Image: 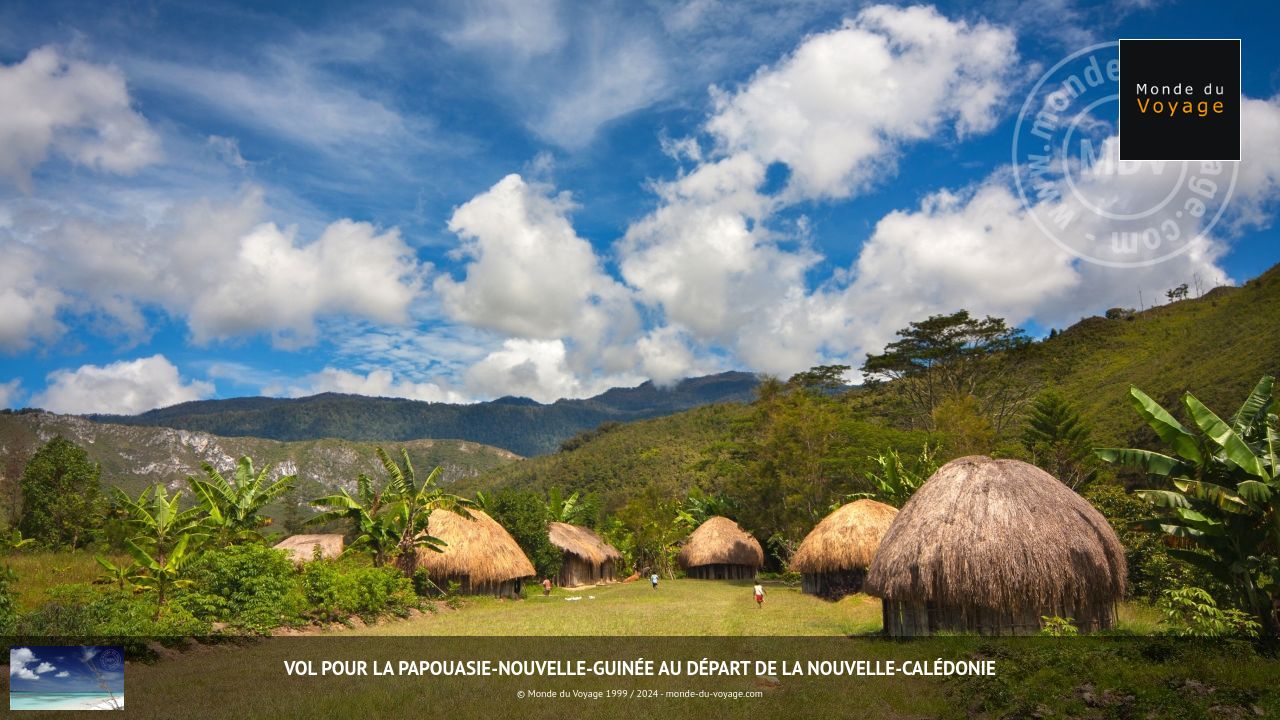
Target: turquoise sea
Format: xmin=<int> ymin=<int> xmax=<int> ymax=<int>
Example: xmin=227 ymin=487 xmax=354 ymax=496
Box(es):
xmin=10 ymin=692 xmax=124 ymax=710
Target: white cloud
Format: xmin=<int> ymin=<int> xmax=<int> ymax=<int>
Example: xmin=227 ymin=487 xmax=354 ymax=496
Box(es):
xmin=704 ymin=4 xmax=1018 ymax=200
xmin=10 ymin=648 xmax=55 ymax=681
xmin=444 ymin=0 xmax=568 ymax=58
xmin=55 ymin=671 xmax=69 ymax=678
xmin=270 ymin=367 xmax=468 ymax=404
xmin=0 ymin=379 xmax=21 ymax=408
xmin=1 ymin=188 xmax=427 ymax=350
xmin=0 ymin=46 xmax=161 ymax=190
xmin=463 ymin=338 xmax=638 ymax=403
xmin=33 ymin=355 xmax=214 ymax=415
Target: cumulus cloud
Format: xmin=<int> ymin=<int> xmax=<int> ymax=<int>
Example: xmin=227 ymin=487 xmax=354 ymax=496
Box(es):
xmin=0 ymin=379 xmax=21 ymax=408
xmin=270 ymin=367 xmax=468 ymax=404
xmin=33 ymin=355 xmax=214 ymax=415
xmin=55 ymin=671 xmax=69 ymax=678
xmin=1 ymin=187 xmax=426 ymax=350
xmin=0 ymin=46 xmax=161 ymax=190
xmin=463 ymin=338 xmax=639 ymax=403
xmin=10 ymin=648 xmax=55 ymax=681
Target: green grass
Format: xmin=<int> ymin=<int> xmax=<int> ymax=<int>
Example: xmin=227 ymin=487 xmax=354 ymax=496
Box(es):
xmin=5 ymin=550 xmax=128 ymax=611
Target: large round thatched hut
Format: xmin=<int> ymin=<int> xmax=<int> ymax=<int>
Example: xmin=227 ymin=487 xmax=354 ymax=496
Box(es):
xmin=416 ymin=509 xmax=535 ymax=598
xmin=678 ymin=516 xmax=764 ymax=580
xmin=865 ymin=456 xmax=1126 ymax=636
xmin=548 ymin=522 xmax=622 ymax=587
xmin=791 ymin=499 xmax=898 ymax=600
xmin=274 ymin=534 xmax=344 ymax=564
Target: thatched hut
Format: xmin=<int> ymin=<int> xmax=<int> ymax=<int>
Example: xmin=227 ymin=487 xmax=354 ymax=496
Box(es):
xmin=274 ymin=534 xmax=344 ymax=563
xmin=548 ymin=522 xmax=622 ymax=587
xmin=865 ymin=456 xmax=1126 ymax=636
xmin=416 ymin=509 xmax=535 ymax=598
xmin=791 ymin=499 xmax=898 ymax=599
xmin=678 ymin=516 xmax=764 ymax=580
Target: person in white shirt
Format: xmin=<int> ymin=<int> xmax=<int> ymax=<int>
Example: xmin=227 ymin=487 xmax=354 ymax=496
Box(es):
xmin=753 ymin=582 xmax=765 ymax=608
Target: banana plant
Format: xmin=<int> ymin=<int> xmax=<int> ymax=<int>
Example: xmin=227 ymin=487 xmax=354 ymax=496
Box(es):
xmin=1 ymin=528 xmax=35 ymax=554
xmin=127 ymin=534 xmax=198 ymax=619
xmin=189 ymin=457 xmax=296 ymax=544
xmin=1097 ymin=376 xmax=1279 ymax=636
xmin=309 ymin=472 xmax=401 ymax=567
xmin=376 ymin=448 xmax=473 ymax=576
xmin=112 ymin=485 xmax=207 ymax=617
xmin=93 ymin=556 xmax=138 ymax=592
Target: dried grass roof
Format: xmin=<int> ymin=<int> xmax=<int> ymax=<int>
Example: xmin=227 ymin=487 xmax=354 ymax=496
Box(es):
xmin=548 ymin=522 xmax=622 ymax=566
xmin=865 ymin=456 xmax=1126 ymax=611
xmin=273 ymin=534 xmax=344 ymax=563
xmin=677 ymin=516 xmax=764 ymax=569
xmin=415 ymin=508 xmax=535 ymax=583
xmin=791 ymin=499 xmax=898 ymax=574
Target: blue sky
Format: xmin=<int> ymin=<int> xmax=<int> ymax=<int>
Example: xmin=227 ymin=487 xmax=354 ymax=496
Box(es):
xmin=9 ymin=646 xmax=124 ymax=694
xmin=0 ymin=0 xmax=1278 ymax=413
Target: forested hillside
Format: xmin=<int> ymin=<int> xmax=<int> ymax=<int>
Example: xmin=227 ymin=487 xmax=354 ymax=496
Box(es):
xmin=87 ymin=372 xmax=759 ymax=456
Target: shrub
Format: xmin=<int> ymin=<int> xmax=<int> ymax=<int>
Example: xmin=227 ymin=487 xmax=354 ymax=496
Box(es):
xmin=0 ymin=568 xmax=15 ymax=634
xmin=180 ymin=544 xmax=304 ymax=634
xmin=1158 ymin=587 xmax=1262 ymax=639
xmin=1083 ymin=483 xmax=1206 ymax=601
xmin=302 ymin=560 xmax=415 ymax=621
xmin=1039 ymin=616 xmax=1079 ymax=637
xmin=13 ymin=584 xmax=210 ymax=640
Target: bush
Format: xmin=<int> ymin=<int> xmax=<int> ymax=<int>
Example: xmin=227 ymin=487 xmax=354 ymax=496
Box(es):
xmin=1083 ymin=483 xmax=1207 ymax=601
xmin=180 ymin=544 xmax=305 ymax=634
xmin=302 ymin=560 xmax=415 ymax=621
xmin=0 ymin=568 xmax=15 ymax=634
xmin=13 ymin=584 xmax=210 ymax=639
xmin=1039 ymin=616 xmax=1079 ymax=637
xmin=1158 ymin=587 xmax=1262 ymax=639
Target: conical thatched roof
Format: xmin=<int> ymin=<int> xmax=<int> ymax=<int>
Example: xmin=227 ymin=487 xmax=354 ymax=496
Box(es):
xmin=548 ymin=522 xmax=622 ymax=566
xmin=677 ymin=516 xmax=764 ymax=569
xmin=416 ymin=509 xmax=535 ymax=584
xmin=865 ymin=456 xmax=1126 ymax=612
xmin=791 ymin=499 xmax=898 ymax=574
xmin=274 ymin=534 xmax=344 ymax=563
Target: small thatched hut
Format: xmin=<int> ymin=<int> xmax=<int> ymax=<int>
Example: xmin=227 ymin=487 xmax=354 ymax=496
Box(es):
xmin=416 ymin=509 xmax=535 ymax=598
xmin=678 ymin=516 xmax=764 ymax=580
xmin=548 ymin=522 xmax=622 ymax=587
xmin=865 ymin=456 xmax=1126 ymax=637
xmin=792 ymin=499 xmax=898 ymax=599
xmin=274 ymin=534 xmax=344 ymax=563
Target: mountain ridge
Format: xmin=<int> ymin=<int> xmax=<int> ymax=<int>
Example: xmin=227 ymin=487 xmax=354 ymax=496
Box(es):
xmin=83 ymin=371 xmax=761 ymax=457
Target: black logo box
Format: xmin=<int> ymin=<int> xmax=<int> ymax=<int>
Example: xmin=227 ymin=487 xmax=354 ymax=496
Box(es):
xmin=1119 ymin=39 xmax=1241 ymax=161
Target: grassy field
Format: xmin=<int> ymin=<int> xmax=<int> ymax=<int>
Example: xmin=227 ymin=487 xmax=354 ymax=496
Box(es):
xmin=5 ymin=550 xmax=129 ymax=611
xmin=351 ymin=579 xmax=883 ymax=636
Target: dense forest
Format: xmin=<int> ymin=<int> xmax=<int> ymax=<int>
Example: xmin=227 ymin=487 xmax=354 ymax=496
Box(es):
xmin=82 ymin=372 xmax=760 ymax=457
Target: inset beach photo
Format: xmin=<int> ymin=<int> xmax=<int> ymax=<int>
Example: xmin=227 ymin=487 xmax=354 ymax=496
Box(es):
xmin=9 ymin=646 xmax=124 ymax=711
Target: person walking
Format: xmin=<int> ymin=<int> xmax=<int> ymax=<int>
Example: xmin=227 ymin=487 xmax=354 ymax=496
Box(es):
xmin=542 ymin=577 xmax=553 ymax=597
xmin=650 ymin=572 xmax=659 ymax=590
xmin=753 ymin=582 xmax=765 ymax=608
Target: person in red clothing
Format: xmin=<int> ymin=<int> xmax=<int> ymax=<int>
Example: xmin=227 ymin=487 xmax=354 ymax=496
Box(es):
xmin=753 ymin=582 xmax=765 ymax=608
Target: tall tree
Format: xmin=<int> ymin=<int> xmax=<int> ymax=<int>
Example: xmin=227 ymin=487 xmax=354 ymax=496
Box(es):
xmin=1021 ymin=391 xmax=1097 ymax=489
xmin=861 ymin=310 xmax=1032 ymax=431
xmin=17 ymin=436 xmax=103 ymax=549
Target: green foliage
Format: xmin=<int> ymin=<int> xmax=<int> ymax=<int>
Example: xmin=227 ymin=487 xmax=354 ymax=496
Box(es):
xmin=1083 ymin=483 xmax=1204 ymax=602
xmin=544 ymin=486 xmax=584 ymax=524
xmin=301 ymin=559 xmax=415 ymax=620
xmin=1021 ymin=391 xmax=1097 ymax=489
xmin=1 ymin=528 xmax=35 ymax=553
xmin=1158 ymin=587 xmax=1262 ymax=638
xmin=486 ymin=488 xmax=562 ymax=580
xmin=13 ymin=583 xmax=210 ymax=639
xmin=93 ymin=556 xmax=137 ymax=593
xmin=180 ymin=544 xmax=304 ymax=634
xmin=111 ymin=484 xmax=207 ymax=617
xmin=17 ymin=436 xmax=104 ymax=549
xmin=188 ymin=456 xmax=296 ymax=544
xmin=0 ymin=567 xmax=14 ymax=634
xmin=1039 ymin=616 xmax=1079 ymax=637
xmin=1097 ymin=377 xmax=1280 ymax=635
xmin=931 ymin=394 xmax=997 ymax=458
xmin=851 ymin=442 xmax=940 ymax=508
xmin=861 ymin=310 xmax=1032 ymax=432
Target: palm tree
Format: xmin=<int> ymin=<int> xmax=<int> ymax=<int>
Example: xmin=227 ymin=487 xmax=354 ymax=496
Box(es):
xmin=189 ymin=457 xmax=296 ymax=544
xmin=112 ymin=485 xmax=207 ymax=618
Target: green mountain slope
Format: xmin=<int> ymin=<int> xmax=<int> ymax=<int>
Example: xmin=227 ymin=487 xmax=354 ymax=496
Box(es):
xmin=88 ymin=372 xmax=759 ymax=457
xmin=474 ymin=263 xmax=1280 ymax=521
xmin=0 ymin=411 xmax=520 ymax=524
